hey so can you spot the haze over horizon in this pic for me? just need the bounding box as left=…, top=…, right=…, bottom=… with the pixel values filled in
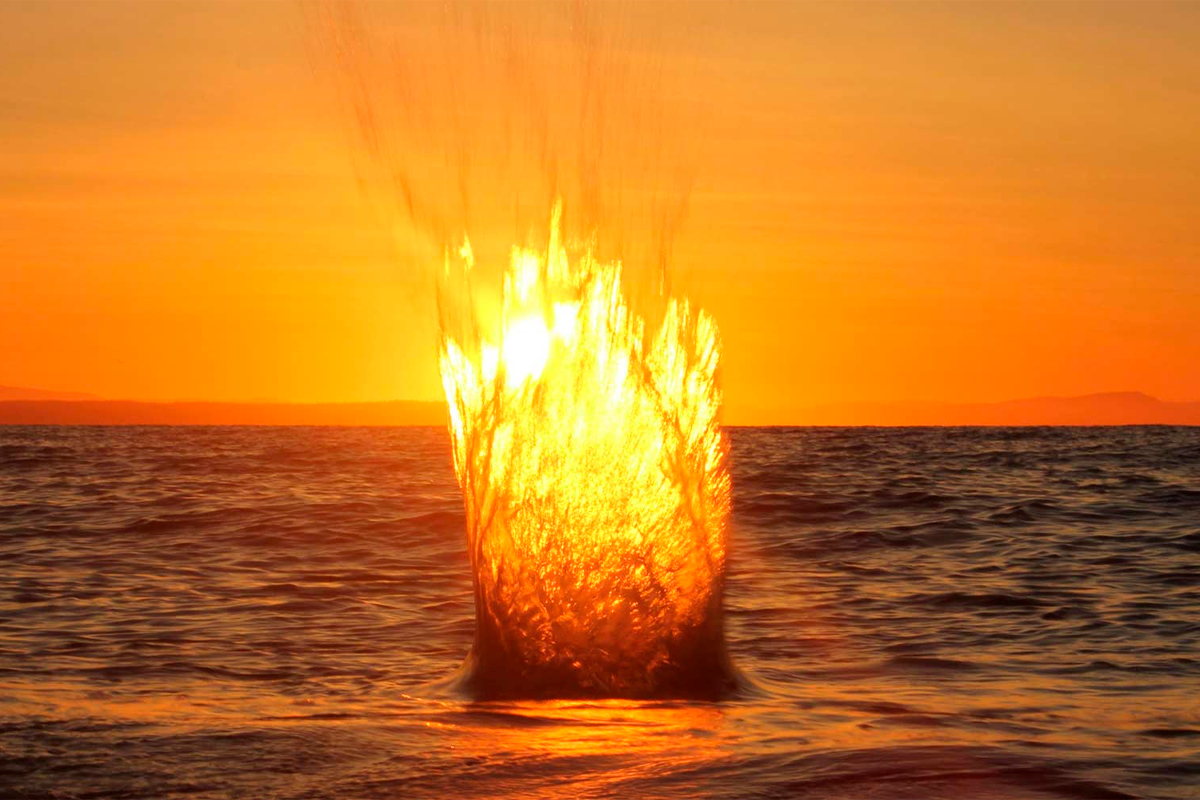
left=6, top=382, right=1199, bottom=405
left=2, top=384, right=1198, bottom=427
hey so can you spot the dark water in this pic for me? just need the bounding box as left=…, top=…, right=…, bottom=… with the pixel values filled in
left=1, top=425, right=1197, bottom=799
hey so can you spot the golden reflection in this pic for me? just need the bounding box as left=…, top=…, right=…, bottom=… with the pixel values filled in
left=438, top=700, right=731, bottom=795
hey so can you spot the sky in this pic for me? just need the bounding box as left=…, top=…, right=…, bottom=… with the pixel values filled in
left=3, top=1, right=1199, bottom=421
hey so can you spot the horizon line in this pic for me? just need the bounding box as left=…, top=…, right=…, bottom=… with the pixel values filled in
left=3, top=386, right=1198, bottom=408
left=2, top=390, right=1199, bottom=427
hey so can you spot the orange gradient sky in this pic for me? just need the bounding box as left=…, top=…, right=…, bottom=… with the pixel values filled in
left=3, top=1, right=1199, bottom=420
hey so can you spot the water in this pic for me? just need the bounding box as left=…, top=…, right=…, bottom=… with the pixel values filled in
left=2, top=425, right=1197, bottom=799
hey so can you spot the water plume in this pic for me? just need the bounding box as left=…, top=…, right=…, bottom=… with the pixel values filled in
left=311, top=1, right=734, bottom=698
left=440, top=202, right=733, bottom=697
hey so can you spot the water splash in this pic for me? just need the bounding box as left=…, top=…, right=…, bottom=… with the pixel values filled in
left=438, top=202, right=733, bottom=697
left=312, top=1, right=732, bottom=697
left=307, top=0, right=706, bottom=301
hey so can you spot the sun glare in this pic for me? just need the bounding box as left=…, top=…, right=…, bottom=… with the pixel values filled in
left=500, top=315, right=552, bottom=389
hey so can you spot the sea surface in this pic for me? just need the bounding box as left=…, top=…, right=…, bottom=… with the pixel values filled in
left=1, top=425, right=1198, bottom=799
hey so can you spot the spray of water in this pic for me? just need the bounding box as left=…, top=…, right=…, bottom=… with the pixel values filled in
left=312, top=1, right=735, bottom=697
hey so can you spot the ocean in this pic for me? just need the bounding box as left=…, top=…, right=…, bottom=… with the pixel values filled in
left=1, top=425, right=1197, bottom=799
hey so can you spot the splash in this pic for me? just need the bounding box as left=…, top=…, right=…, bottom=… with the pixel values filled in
left=439, top=203, right=734, bottom=698
left=311, top=1, right=731, bottom=697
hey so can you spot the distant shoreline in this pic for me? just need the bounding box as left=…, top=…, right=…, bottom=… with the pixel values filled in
left=0, top=400, right=447, bottom=427
left=1, top=391, right=1197, bottom=427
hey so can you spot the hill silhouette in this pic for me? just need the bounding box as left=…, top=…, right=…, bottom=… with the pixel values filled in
left=735, top=392, right=1200, bottom=426
left=0, top=390, right=1197, bottom=426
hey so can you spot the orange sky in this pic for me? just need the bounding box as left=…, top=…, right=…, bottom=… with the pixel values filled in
left=3, top=1, right=1199, bottom=420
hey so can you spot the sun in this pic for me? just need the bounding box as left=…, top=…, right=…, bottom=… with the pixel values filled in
left=500, top=315, right=552, bottom=389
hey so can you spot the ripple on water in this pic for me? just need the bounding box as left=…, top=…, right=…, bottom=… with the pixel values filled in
left=0, top=425, right=1197, bottom=799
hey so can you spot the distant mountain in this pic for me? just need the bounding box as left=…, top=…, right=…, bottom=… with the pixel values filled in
left=0, top=385, right=100, bottom=401
left=1, top=391, right=1197, bottom=426
left=735, top=391, right=1200, bottom=426
left=0, top=400, right=445, bottom=426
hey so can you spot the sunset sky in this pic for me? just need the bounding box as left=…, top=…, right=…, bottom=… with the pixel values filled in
left=3, top=1, right=1198, bottom=421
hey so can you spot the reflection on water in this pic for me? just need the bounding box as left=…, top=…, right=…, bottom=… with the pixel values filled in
left=2, top=426, right=1198, bottom=798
